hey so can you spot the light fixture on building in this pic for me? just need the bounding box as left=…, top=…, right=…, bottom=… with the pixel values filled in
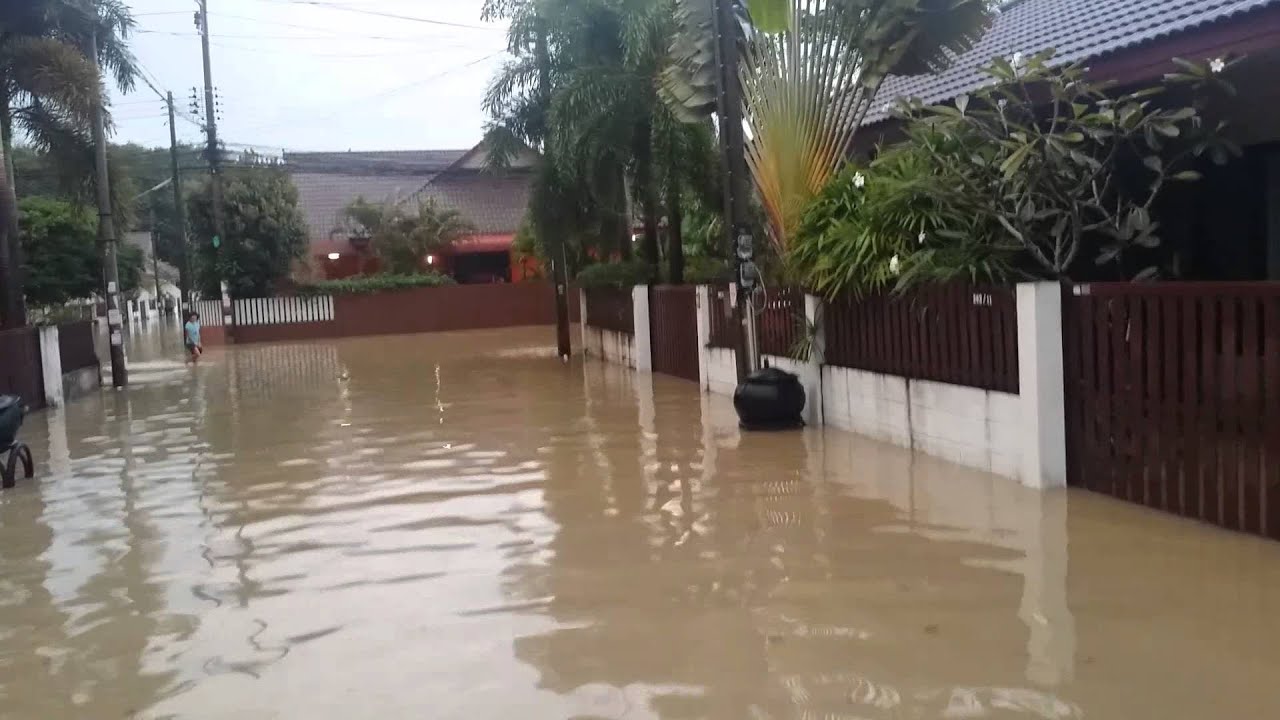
left=327, top=252, right=341, bottom=260
left=426, top=255, right=436, bottom=265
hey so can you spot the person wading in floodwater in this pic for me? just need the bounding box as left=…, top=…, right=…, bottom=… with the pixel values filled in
left=184, top=311, right=203, bottom=363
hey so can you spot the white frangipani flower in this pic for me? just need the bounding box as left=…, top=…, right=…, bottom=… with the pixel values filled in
left=1011, top=51, right=1024, bottom=68
left=918, top=231, right=927, bottom=245
left=853, top=172, right=866, bottom=189
left=889, top=255, right=901, bottom=275
left=1210, top=57, right=1226, bottom=74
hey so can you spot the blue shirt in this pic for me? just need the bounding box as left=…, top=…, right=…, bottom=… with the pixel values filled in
left=184, top=321, right=201, bottom=346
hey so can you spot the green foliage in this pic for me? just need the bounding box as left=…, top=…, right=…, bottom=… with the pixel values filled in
left=17, top=196, right=98, bottom=307
left=297, top=272, right=455, bottom=296
left=682, top=255, right=733, bottom=284
left=791, top=51, right=1239, bottom=294
left=16, top=195, right=146, bottom=307
left=116, top=242, right=144, bottom=296
left=575, top=260, right=652, bottom=289
left=337, top=196, right=472, bottom=276
left=187, top=169, right=308, bottom=298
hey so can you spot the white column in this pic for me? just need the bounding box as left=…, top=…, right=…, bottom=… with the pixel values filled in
left=803, top=294, right=825, bottom=426
left=579, top=290, right=590, bottom=357
left=632, top=285, right=651, bottom=372
left=38, top=326, right=64, bottom=408
left=1016, top=282, right=1067, bottom=489
left=695, top=286, right=711, bottom=391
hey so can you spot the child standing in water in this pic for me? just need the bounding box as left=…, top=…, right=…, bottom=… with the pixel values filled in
left=184, top=311, right=203, bottom=362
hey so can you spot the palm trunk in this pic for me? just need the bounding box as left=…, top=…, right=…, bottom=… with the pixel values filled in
left=607, top=163, right=631, bottom=260
left=634, top=118, right=660, bottom=280
left=666, top=177, right=685, bottom=285
left=0, top=97, right=27, bottom=329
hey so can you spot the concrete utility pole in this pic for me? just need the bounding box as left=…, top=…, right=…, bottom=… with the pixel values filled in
left=167, top=91, right=191, bottom=305
left=148, top=205, right=163, bottom=313
left=712, top=0, right=760, bottom=380
left=88, top=30, right=127, bottom=387
left=196, top=0, right=233, bottom=333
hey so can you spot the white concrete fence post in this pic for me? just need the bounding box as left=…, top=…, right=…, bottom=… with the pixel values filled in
left=632, top=285, right=651, bottom=372
left=695, top=285, right=711, bottom=390
left=803, top=294, right=825, bottom=426
left=578, top=289, right=590, bottom=356
left=38, top=325, right=64, bottom=408
left=1016, top=282, right=1068, bottom=490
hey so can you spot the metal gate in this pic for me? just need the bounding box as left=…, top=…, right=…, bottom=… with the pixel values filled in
left=0, top=327, right=46, bottom=410
left=649, top=285, right=699, bottom=382
left=1063, top=283, right=1280, bottom=540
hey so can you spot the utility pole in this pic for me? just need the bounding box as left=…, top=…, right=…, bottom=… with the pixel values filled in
left=196, top=0, right=233, bottom=335
left=149, top=205, right=163, bottom=315
left=89, top=30, right=127, bottom=387
left=166, top=91, right=191, bottom=306
left=712, top=0, right=760, bottom=380
left=536, top=17, right=571, bottom=361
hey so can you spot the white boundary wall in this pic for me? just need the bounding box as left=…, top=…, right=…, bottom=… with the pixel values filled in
left=579, top=290, right=638, bottom=369
left=586, top=282, right=1067, bottom=489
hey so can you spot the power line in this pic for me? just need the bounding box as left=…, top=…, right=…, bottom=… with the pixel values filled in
left=249, top=0, right=504, bottom=30
left=233, top=51, right=504, bottom=133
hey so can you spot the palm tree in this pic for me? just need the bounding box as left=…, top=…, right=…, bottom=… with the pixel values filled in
left=0, top=0, right=137, bottom=327
left=664, top=0, right=991, bottom=250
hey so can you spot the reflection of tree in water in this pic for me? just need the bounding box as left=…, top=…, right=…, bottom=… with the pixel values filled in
left=508, top=369, right=1079, bottom=719
left=0, top=392, right=187, bottom=717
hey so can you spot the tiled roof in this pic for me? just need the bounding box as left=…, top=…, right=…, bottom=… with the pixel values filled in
left=288, top=147, right=533, bottom=243
left=420, top=170, right=532, bottom=235
left=292, top=172, right=435, bottom=242
left=285, top=149, right=468, bottom=175
left=866, top=0, right=1280, bottom=125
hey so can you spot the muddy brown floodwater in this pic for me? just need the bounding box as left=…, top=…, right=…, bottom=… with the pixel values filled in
left=3, top=325, right=1280, bottom=719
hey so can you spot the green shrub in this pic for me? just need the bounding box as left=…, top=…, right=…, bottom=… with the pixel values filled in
left=297, top=273, right=456, bottom=295
left=680, top=256, right=733, bottom=285
left=575, top=260, right=652, bottom=289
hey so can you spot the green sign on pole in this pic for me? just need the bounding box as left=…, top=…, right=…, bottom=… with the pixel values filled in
left=212, top=235, right=221, bottom=249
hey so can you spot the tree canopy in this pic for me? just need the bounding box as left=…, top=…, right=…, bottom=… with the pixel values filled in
left=187, top=169, right=308, bottom=298
left=18, top=195, right=143, bottom=307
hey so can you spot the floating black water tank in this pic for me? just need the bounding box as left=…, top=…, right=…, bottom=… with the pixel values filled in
left=0, top=395, right=23, bottom=449
left=734, top=367, right=806, bottom=431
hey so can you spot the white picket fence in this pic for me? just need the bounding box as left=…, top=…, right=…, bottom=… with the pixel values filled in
left=233, top=296, right=335, bottom=326
left=183, top=300, right=225, bottom=326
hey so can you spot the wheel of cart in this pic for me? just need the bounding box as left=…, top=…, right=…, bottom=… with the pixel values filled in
left=0, top=395, right=33, bottom=489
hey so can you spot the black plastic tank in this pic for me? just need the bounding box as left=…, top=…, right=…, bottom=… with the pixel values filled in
left=733, top=367, right=806, bottom=431
left=0, top=395, right=24, bottom=449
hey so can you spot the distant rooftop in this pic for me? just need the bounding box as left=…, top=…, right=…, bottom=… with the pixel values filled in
left=284, top=149, right=470, bottom=176
left=867, top=0, right=1280, bottom=125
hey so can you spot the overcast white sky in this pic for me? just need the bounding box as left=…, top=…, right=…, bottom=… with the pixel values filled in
left=109, top=0, right=509, bottom=154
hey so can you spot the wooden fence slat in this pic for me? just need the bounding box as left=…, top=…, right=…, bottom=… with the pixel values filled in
left=1265, top=297, right=1280, bottom=540
left=1161, top=295, right=1181, bottom=513
left=1200, top=298, right=1219, bottom=523
left=1240, top=297, right=1262, bottom=535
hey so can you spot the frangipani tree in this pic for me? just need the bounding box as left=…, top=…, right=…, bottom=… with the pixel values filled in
left=665, top=0, right=991, bottom=251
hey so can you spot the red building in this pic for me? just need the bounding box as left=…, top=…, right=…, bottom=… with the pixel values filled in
left=289, top=141, right=539, bottom=283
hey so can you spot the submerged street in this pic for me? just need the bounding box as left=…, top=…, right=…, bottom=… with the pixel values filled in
left=2, top=326, right=1279, bottom=719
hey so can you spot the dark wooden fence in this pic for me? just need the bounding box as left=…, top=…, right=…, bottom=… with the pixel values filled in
left=584, top=288, right=634, bottom=335
left=824, top=283, right=1019, bottom=394
left=707, top=285, right=737, bottom=349
left=0, top=327, right=45, bottom=410
left=759, top=287, right=804, bottom=358
left=58, top=320, right=99, bottom=372
left=650, top=285, right=699, bottom=382
left=1063, top=283, right=1280, bottom=540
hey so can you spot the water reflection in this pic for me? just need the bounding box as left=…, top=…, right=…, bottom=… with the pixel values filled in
left=1, top=325, right=1278, bottom=719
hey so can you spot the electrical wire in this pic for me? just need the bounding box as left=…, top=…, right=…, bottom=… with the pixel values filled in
left=249, top=0, right=504, bottom=31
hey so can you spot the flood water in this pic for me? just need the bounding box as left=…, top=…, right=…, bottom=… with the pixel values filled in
left=3, top=323, right=1279, bottom=719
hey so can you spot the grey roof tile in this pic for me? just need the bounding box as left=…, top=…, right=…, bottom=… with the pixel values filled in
left=866, top=0, right=1280, bottom=125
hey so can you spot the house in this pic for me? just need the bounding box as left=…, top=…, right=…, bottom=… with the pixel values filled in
left=287, top=142, right=539, bottom=283
left=861, top=0, right=1280, bottom=280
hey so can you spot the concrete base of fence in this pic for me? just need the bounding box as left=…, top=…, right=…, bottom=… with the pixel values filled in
left=822, top=366, right=1023, bottom=479
left=583, top=327, right=637, bottom=368
left=38, top=326, right=63, bottom=408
